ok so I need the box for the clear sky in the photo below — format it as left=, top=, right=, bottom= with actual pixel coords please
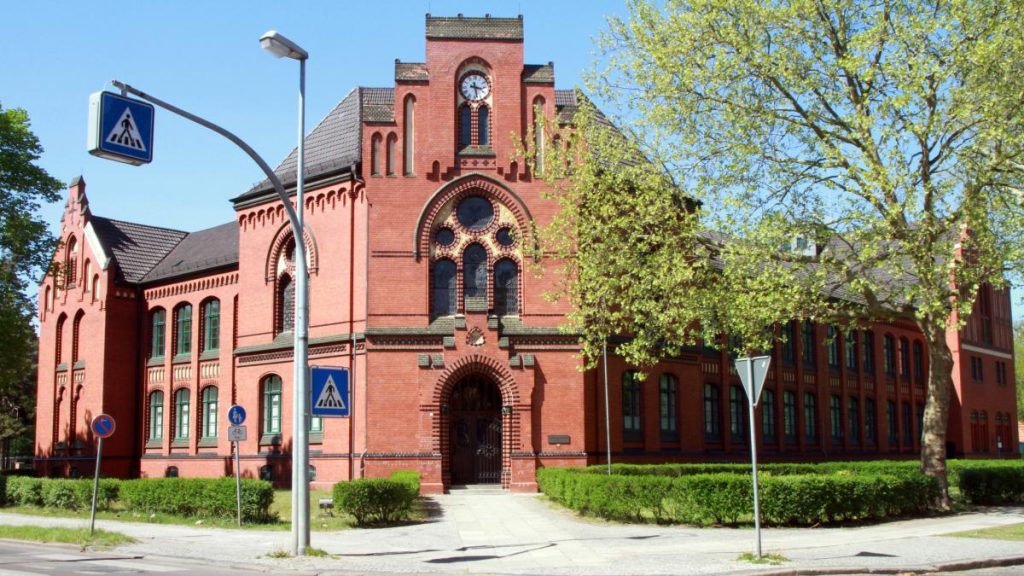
left=3, top=0, right=627, bottom=235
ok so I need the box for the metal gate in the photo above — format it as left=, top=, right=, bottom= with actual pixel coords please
left=449, top=375, right=502, bottom=484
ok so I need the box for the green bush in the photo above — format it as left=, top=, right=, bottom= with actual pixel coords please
left=332, top=471, right=420, bottom=526
left=4, top=477, right=118, bottom=511
left=118, top=478, right=274, bottom=522
left=6, top=476, right=44, bottom=507
left=957, top=466, right=1024, bottom=505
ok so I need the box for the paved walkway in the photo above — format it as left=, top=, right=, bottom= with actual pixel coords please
left=3, top=488, right=1024, bottom=575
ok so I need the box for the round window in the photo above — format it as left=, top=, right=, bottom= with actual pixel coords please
left=456, top=196, right=494, bottom=230
left=435, top=228, right=455, bottom=246
left=496, top=227, right=516, bottom=247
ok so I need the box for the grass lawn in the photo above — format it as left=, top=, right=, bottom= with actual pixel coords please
left=0, top=525, right=135, bottom=548
left=946, top=522, right=1024, bottom=541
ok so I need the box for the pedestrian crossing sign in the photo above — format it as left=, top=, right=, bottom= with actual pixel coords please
left=88, top=91, right=154, bottom=165
left=311, top=366, right=350, bottom=417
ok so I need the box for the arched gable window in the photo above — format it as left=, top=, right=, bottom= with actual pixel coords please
left=201, top=386, right=218, bottom=439
left=55, top=313, right=67, bottom=366
left=150, top=308, right=166, bottom=359
left=533, top=96, right=545, bottom=175
left=278, top=275, right=295, bottom=333
left=65, top=236, right=78, bottom=288
left=386, top=133, right=397, bottom=176
left=262, top=375, right=282, bottom=435
left=431, top=259, right=457, bottom=318
left=201, top=299, right=220, bottom=353
left=370, top=133, right=382, bottom=176
left=403, top=96, right=415, bottom=175
left=72, top=310, right=84, bottom=364
left=83, top=260, right=92, bottom=292
left=459, top=105, right=472, bottom=148
left=477, top=105, right=490, bottom=146
left=493, top=259, right=518, bottom=315
left=148, top=391, right=164, bottom=441
left=174, top=304, right=192, bottom=356
left=463, top=243, right=487, bottom=310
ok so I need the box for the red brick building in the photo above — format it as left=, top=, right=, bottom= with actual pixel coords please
left=34, top=15, right=1019, bottom=492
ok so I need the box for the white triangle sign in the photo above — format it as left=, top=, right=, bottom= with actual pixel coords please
left=314, top=375, right=347, bottom=410
left=105, top=108, right=147, bottom=152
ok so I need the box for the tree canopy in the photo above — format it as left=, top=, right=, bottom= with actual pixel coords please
left=530, top=0, right=1024, bottom=506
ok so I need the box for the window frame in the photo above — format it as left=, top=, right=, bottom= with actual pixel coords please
left=201, top=299, right=220, bottom=354
left=659, top=373, right=678, bottom=441
left=262, top=375, right=283, bottom=436
left=148, top=390, right=164, bottom=441
left=174, top=388, right=191, bottom=440
left=622, top=371, right=643, bottom=441
left=174, top=304, right=192, bottom=357
left=201, top=386, right=218, bottom=439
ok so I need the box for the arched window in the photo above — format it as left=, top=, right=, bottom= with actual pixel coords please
left=43, top=285, right=51, bottom=320
left=463, top=243, right=487, bottom=310
left=262, top=375, right=282, bottom=435
left=386, top=133, right=397, bottom=176
left=729, top=385, right=746, bottom=442
left=477, top=105, right=490, bottom=146
left=72, top=310, right=84, bottom=364
left=533, top=97, right=545, bottom=175
left=148, top=391, right=164, bottom=441
left=83, top=260, right=92, bottom=292
left=431, top=259, right=457, bottom=318
left=370, top=133, right=382, bottom=176
left=493, top=259, right=518, bottom=315
left=201, top=386, right=218, bottom=439
left=883, top=334, right=895, bottom=375
left=201, top=299, right=220, bottom=353
left=913, top=340, right=924, bottom=383
left=659, top=373, right=678, bottom=440
left=403, top=96, right=415, bottom=175
left=174, top=388, right=190, bottom=439
left=65, top=236, right=78, bottom=288
left=762, top=389, right=776, bottom=441
left=150, top=309, right=166, bottom=359
left=91, top=275, right=99, bottom=302
left=827, top=325, right=839, bottom=368
left=804, top=392, right=817, bottom=441
left=278, top=275, right=295, bottom=333
left=459, top=104, right=472, bottom=147
left=55, top=313, right=67, bottom=365
left=174, top=304, right=192, bottom=356
left=703, top=383, right=720, bottom=440
left=899, top=337, right=910, bottom=377
left=622, top=371, right=642, bottom=440
left=845, top=330, right=858, bottom=371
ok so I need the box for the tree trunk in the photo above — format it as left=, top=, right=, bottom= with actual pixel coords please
left=920, top=318, right=955, bottom=510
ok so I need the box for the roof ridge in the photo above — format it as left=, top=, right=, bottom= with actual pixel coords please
left=91, top=215, right=189, bottom=236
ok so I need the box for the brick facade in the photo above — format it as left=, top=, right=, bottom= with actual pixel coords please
left=34, top=15, right=1019, bottom=491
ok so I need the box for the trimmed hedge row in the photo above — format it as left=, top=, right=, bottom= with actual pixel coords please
left=538, top=466, right=938, bottom=526
left=2, top=476, right=274, bottom=521
left=332, top=470, right=420, bottom=526
left=957, top=466, right=1024, bottom=505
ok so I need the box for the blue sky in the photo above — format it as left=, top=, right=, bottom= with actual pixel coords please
left=4, top=0, right=626, bottom=235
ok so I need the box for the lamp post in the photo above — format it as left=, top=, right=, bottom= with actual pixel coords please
left=261, top=29, right=310, bottom=557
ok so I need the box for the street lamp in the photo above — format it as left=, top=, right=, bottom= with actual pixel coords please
left=261, top=29, right=310, bottom=557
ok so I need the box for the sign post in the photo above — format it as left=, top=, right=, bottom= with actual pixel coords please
left=89, top=414, right=116, bottom=534
left=227, top=405, right=247, bottom=526
left=735, top=355, right=771, bottom=559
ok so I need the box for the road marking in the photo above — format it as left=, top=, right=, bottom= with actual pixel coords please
left=82, top=559, right=183, bottom=572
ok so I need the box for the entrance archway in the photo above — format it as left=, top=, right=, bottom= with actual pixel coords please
left=448, top=375, right=502, bottom=484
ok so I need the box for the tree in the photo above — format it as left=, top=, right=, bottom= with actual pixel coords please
left=1015, top=323, right=1024, bottom=421
left=0, top=103, right=63, bottom=464
left=532, top=1, right=1024, bottom=508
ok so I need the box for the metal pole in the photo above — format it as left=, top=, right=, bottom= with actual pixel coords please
left=90, top=437, right=103, bottom=535
left=747, top=360, right=762, bottom=558
left=603, top=341, right=611, bottom=475
left=235, top=441, right=242, bottom=527
left=292, top=56, right=310, bottom=556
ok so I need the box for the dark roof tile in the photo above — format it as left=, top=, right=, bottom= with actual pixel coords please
left=425, top=15, right=523, bottom=40
left=522, top=63, right=554, bottom=84
left=89, top=217, right=188, bottom=283
left=396, top=62, right=429, bottom=82
left=142, top=221, right=239, bottom=283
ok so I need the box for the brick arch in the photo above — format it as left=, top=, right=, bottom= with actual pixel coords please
left=433, top=354, right=519, bottom=407
left=264, top=222, right=319, bottom=283
left=414, top=174, right=535, bottom=261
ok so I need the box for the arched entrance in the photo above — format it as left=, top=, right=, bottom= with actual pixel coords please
left=448, top=374, right=503, bottom=484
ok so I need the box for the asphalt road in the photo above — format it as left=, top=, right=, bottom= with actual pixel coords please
left=0, top=540, right=261, bottom=576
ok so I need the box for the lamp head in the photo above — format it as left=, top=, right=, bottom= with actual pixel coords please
left=260, top=30, right=308, bottom=61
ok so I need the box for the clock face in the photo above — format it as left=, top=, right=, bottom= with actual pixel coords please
left=460, top=73, right=490, bottom=101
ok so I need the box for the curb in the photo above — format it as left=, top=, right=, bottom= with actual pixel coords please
left=755, top=554, right=1024, bottom=575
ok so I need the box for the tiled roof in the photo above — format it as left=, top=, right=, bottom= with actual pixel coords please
left=89, top=217, right=188, bottom=283
left=425, top=15, right=523, bottom=40
left=555, top=89, right=579, bottom=124
left=362, top=88, right=395, bottom=123
left=396, top=62, right=429, bottom=82
left=522, top=64, right=554, bottom=84
left=235, top=88, right=364, bottom=204
left=142, top=221, right=239, bottom=283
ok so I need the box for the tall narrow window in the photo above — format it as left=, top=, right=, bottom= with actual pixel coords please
left=279, top=275, right=295, bottom=333
left=54, top=313, right=65, bottom=364
left=262, top=375, right=282, bottom=435
left=883, top=334, right=895, bottom=375
left=202, top=299, right=220, bottom=353
left=802, top=321, right=815, bottom=367
left=863, top=330, right=875, bottom=372
left=174, top=388, right=190, bottom=439
left=403, top=96, right=415, bottom=175
left=783, top=390, right=797, bottom=441
left=150, top=309, right=166, bottom=358
left=902, top=402, right=912, bottom=445
left=830, top=395, right=843, bottom=441
left=622, top=371, right=643, bottom=441
left=979, top=285, right=993, bottom=344
left=493, top=259, right=518, bottom=315
left=827, top=326, right=839, bottom=368
left=202, top=386, right=218, bottom=439
left=887, top=400, right=898, bottom=443
left=533, top=97, right=545, bottom=175
left=386, top=133, right=396, bottom=176
left=804, top=392, right=817, bottom=442
left=730, top=385, right=746, bottom=442
left=370, top=133, right=382, bottom=176
left=65, top=236, right=78, bottom=288
left=477, top=105, right=490, bottom=146
left=913, top=341, right=924, bottom=383
left=174, top=304, right=192, bottom=356
left=845, top=331, right=858, bottom=371
left=781, top=321, right=795, bottom=364
left=83, top=260, right=92, bottom=292
left=463, top=243, right=487, bottom=310
left=899, top=337, right=910, bottom=377
left=659, top=373, right=678, bottom=440
left=459, top=105, right=472, bottom=147
left=848, top=396, right=860, bottom=443
left=703, top=383, right=720, bottom=440
left=148, top=391, right=164, bottom=441
left=72, top=311, right=83, bottom=364
left=865, top=398, right=877, bottom=443
left=432, top=260, right=457, bottom=317
left=762, top=389, right=776, bottom=442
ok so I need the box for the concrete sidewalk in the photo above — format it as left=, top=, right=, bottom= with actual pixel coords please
left=3, top=489, right=1024, bottom=575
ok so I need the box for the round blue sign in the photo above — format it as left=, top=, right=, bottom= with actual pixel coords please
left=227, top=404, right=247, bottom=426
left=91, top=413, right=116, bottom=438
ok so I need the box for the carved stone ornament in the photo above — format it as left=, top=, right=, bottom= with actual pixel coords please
left=466, top=327, right=486, bottom=347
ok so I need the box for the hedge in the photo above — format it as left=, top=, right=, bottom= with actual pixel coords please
left=538, top=466, right=939, bottom=526
left=4, top=477, right=119, bottom=511
left=957, top=466, right=1024, bottom=505
left=332, top=470, right=420, bottom=526
left=117, top=478, right=274, bottom=522
left=0, top=474, right=5, bottom=506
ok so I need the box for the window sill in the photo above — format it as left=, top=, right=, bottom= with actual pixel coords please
left=309, top=433, right=323, bottom=445
left=147, top=357, right=165, bottom=367
left=146, top=439, right=162, bottom=449
left=56, top=363, right=69, bottom=372
left=260, top=434, right=282, bottom=446
left=457, top=145, right=495, bottom=158
left=198, top=437, right=218, bottom=448
left=73, top=360, right=86, bottom=369
left=199, top=351, right=219, bottom=361
left=171, top=439, right=190, bottom=448
left=172, top=356, right=191, bottom=365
